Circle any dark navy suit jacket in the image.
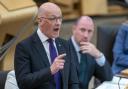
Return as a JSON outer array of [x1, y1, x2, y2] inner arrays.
[[68, 39, 113, 89], [14, 32, 79, 89]]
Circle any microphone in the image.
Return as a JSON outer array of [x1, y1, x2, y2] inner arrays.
[[118, 77, 121, 89]]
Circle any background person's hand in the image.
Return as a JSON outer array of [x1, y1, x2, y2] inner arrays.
[[80, 42, 101, 59]]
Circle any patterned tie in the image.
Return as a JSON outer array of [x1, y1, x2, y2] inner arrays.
[[48, 39, 61, 89], [79, 52, 87, 88]]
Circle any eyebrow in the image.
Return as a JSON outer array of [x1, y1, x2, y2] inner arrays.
[[49, 15, 62, 17]]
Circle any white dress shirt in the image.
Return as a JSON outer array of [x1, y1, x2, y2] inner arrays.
[[37, 28, 58, 64], [4, 70, 19, 89]]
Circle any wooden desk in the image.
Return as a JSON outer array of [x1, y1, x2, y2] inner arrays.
[[96, 76, 128, 89]]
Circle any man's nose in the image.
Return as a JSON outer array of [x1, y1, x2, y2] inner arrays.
[[83, 31, 88, 38]]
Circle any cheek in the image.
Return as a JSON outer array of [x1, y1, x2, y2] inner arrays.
[[45, 23, 54, 31], [40, 22, 52, 32], [75, 33, 82, 41], [90, 32, 93, 37], [47, 22, 54, 29], [40, 21, 47, 27], [74, 30, 82, 37], [88, 34, 93, 40], [77, 31, 83, 37]]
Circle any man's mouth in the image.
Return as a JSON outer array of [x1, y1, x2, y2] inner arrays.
[[82, 39, 88, 42], [53, 28, 59, 31]]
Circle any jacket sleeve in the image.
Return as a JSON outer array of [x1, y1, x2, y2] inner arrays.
[[61, 39, 79, 89], [94, 60, 113, 82], [67, 45, 79, 89], [68, 57, 79, 89], [14, 43, 52, 89], [113, 25, 128, 67]]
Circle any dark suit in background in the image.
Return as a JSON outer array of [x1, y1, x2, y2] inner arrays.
[[68, 16, 113, 89], [68, 39, 112, 89]]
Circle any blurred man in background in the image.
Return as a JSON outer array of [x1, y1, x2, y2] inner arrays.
[[68, 16, 113, 89]]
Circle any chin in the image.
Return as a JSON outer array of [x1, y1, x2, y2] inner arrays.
[[52, 34, 59, 38]]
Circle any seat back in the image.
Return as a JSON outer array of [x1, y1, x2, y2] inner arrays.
[[97, 24, 121, 65], [0, 71, 9, 89]]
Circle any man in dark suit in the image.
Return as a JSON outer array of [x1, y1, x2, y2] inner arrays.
[[14, 2, 79, 89], [68, 16, 113, 89]]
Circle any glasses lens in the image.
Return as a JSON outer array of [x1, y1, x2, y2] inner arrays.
[[39, 16, 63, 22]]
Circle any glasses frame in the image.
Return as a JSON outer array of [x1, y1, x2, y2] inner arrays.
[[38, 16, 63, 22]]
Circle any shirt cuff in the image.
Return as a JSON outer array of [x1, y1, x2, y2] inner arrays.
[[96, 53, 106, 66]]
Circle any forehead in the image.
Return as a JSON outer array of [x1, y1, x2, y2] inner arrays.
[[76, 18, 94, 30], [39, 4, 62, 17], [46, 11, 62, 17]]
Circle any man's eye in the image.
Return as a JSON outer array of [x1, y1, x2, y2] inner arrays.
[[80, 28, 85, 32]]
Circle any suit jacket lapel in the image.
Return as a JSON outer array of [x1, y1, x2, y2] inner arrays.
[[32, 32, 50, 67], [68, 39, 79, 69], [55, 38, 66, 84], [55, 39, 66, 55]]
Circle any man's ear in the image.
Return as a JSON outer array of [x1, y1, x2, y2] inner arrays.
[[37, 18, 42, 23]]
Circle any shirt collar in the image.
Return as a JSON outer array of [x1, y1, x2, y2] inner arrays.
[[71, 36, 80, 52], [37, 28, 55, 43]]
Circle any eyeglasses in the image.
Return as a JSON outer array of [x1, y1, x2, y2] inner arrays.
[[38, 16, 63, 22]]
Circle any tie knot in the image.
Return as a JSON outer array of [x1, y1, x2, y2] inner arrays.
[[79, 51, 82, 54], [47, 38, 53, 44]]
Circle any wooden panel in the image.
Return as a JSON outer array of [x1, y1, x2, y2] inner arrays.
[[50, 0, 73, 6], [108, 5, 128, 15], [0, 0, 36, 11], [0, 15, 1, 24], [49, 0, 74, 14], [81, 0, 108, 15], [60, 5, 73, 14], [63, 10, 79, 20]]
